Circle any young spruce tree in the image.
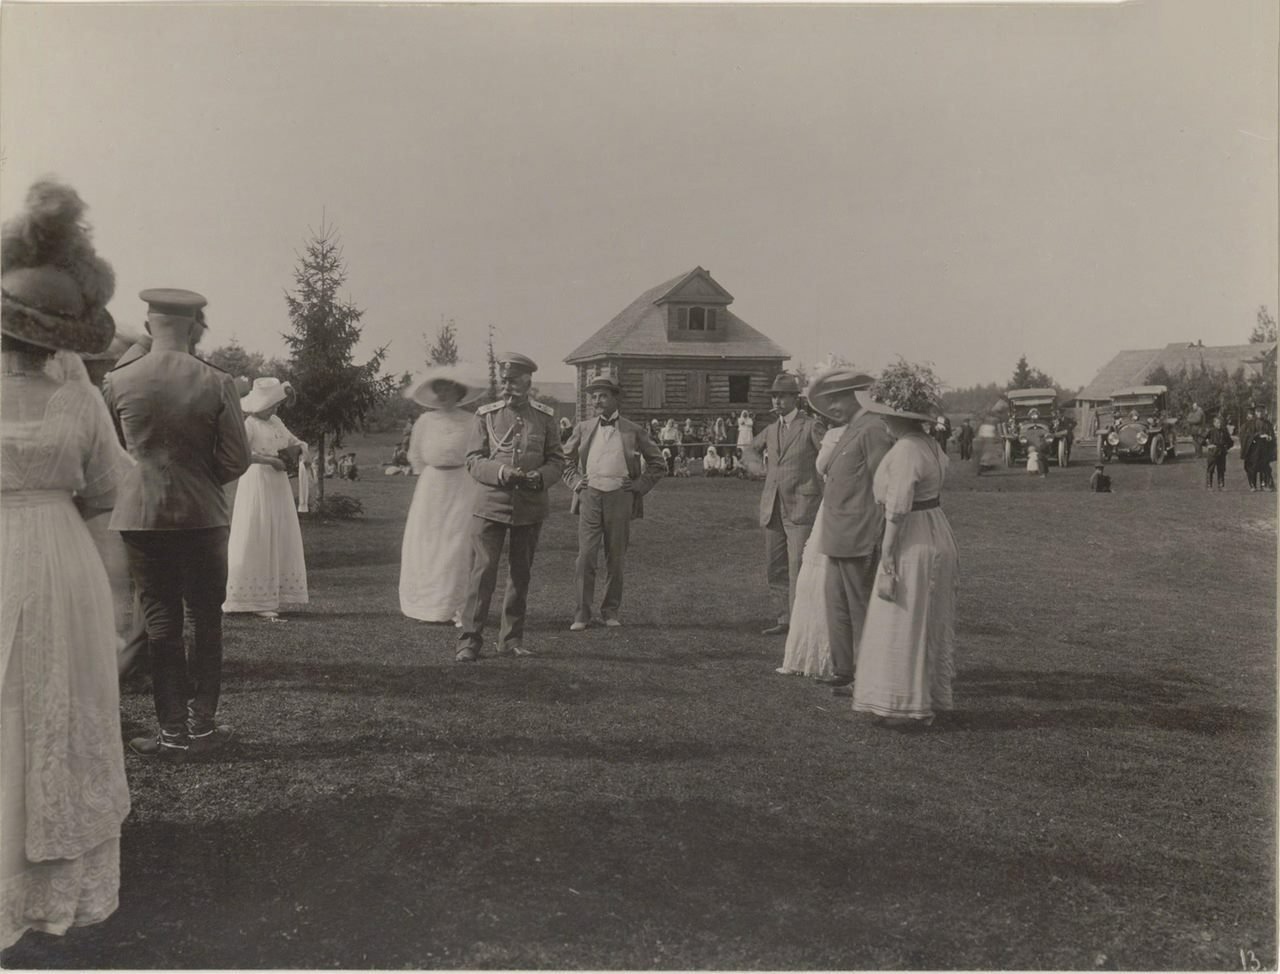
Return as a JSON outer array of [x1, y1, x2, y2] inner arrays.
[[282, 221, 392, 510]]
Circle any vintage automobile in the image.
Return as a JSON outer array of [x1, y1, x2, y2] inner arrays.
[[1099, 385, 1177, 463], [1001, 388, 1075, 468]]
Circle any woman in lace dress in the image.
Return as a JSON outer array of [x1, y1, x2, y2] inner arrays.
[[852, 363, 959, 729], [222, 378, 309, 619], [1, 179, 131, 949], [399, 366, 484, 623]]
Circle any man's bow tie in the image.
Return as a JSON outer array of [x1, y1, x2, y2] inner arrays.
[[598, 415, 618, 427]]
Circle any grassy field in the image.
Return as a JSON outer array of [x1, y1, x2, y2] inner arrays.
[[5, 434, 1276, 970]]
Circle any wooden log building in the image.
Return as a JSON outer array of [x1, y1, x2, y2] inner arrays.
[[563, 267, 789, 424]]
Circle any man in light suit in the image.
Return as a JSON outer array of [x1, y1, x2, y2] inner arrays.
[[752, 373, 828, 636], [809, 368, 893, 694], [562, 376, 666, 629]]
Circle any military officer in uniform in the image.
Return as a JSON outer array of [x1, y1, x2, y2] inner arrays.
[[103, 289, 251, 761], [456, 352, 566, 661]]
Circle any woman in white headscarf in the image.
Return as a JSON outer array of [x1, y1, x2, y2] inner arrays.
[[399, 366, 484, 623], [222, 378, 309, 619]]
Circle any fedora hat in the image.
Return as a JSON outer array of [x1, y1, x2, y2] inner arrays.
[[403, 363, 487, 409], [585, 375, 621, 396], [241, 377, 291, 415], [805, 366, 875, 422], [769, 372, 803, 395]]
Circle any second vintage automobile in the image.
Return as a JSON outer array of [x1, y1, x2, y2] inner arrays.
[[1099, 385, 1178, 463]]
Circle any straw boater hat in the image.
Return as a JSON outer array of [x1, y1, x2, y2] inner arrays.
[[403, 363, 487, 408], [585, 375, 622, 396], [805, 366, 875, 422], [0, 180, 116, 354], [241, 377, 291, 415], [855, 360, 943, 423]]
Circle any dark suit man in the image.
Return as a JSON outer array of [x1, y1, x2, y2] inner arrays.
[[562, 376, 665, 629], [751, 373, 827, 635], [457, 353, 566, 661], [957, 419, 975, 461], [809, 369, 893, 692], [104, 289, 250, 761]]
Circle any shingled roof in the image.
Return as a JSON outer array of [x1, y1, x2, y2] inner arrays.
[[564, 268, 788, 364], [1077, 342, 1276, 402]]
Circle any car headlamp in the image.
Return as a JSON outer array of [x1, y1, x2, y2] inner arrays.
[[1137, 431, 1148, 444], [1108, 432, 1120, 445]]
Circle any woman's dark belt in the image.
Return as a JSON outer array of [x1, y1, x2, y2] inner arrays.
[[911, 497, 941, 512]]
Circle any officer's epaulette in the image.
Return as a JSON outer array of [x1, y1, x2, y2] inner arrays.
[[477, 400, 505, 415], [529, 399, 555, 417], [104, 344, 149, 373]]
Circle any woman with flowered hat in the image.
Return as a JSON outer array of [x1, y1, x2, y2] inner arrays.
[[851, 360, 959, 729], [399, 364, 486, 623], [222, 377, 310, 619], [0, 180, 132, 948]]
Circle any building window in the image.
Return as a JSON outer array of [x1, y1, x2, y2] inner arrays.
[[728, 375, 751, 404], [689, 307, 705, 331]]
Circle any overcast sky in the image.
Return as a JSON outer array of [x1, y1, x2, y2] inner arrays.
[[2, 1, 1275, 389]]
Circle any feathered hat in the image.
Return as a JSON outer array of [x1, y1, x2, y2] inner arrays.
[[1, 179, 116, 354], [856, 359, 944, 423]]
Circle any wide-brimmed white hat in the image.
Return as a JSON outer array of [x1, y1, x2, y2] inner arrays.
[[403, 363, 487, 408], [805, 366, 875, 422], [241, 377, 291, 414]]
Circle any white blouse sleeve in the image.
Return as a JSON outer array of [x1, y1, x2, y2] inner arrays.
[[815, 426, 845, 479], [879, 441, 921, 522]]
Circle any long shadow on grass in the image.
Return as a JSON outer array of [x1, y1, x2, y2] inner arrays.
[[950, 666, 1272, 736], [213, 733, 753, 765], [7, 792, 1261, 970]]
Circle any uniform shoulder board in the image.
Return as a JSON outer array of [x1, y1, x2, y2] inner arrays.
[[477, 400, 505, 415], [105, 344, 148, 373], [530, 399, 555, 417]]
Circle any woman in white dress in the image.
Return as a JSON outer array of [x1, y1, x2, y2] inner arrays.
[[223, 377, 309, 619], [736, 409, 754, 449], [852, 362, 959, 729], [399, 365, 484, 623], [1, 179, 132, 949]]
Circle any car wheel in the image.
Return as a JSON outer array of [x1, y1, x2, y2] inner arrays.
[[1004, 441, 1013, 468], [1150, 434, 1165, 464], [1058, 439, 1068, 468]]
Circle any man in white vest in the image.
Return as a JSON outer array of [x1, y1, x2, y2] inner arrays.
[[562, 376, 666, 630]]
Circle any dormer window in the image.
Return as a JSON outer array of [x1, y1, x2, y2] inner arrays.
[[675, 306, 718, 332]]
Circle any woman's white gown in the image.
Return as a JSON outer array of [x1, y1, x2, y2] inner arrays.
[[399, 409, 476, 622], [1, 370, 131, 948], [778, 426, 844, 677], [223, 415, 309, 613]]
